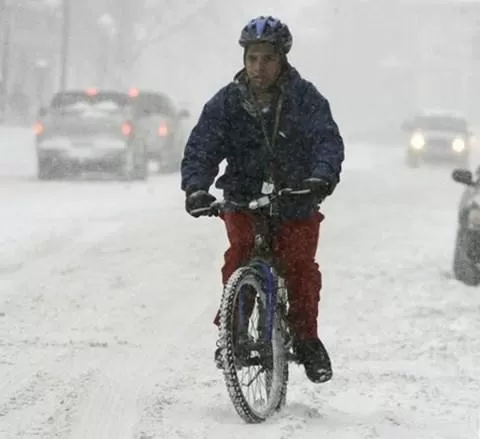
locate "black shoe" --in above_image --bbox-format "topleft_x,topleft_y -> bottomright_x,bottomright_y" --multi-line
294,338 -> 332,383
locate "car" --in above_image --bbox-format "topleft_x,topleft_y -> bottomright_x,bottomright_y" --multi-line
401,112 -> 473,168
130,90 -> 190,173
129,89 -> 190,173
35,89 -> 148,180
451,167 -> 480,286
34,88 -> 191,180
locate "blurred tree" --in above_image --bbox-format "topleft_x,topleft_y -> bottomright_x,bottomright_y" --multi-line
65,0 -> 229,88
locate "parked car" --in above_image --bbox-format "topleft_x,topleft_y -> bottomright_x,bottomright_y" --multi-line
35,89 -> 148,180
402,112 -> 473,168
451,167 -> 480,285
130,89 -> 190,173
34,88 -> 191,180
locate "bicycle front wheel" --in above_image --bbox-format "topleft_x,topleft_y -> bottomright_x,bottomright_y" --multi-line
218,265 -> 289,423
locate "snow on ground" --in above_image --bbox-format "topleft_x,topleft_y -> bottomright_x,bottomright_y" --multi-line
0,126 -> 479,438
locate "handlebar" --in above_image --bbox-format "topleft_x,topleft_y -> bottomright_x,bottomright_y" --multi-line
189,187 -> 313,217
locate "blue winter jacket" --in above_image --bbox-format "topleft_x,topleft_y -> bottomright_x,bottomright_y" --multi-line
181,66 -> 345,221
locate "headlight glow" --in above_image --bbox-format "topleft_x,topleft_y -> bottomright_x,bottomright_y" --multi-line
452,137 -> 465,152
410,132 -> 425,150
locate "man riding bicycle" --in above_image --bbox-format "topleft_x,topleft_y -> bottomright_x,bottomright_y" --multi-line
181,16 -> 345,383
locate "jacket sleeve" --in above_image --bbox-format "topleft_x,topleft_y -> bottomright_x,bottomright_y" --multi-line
302,82 -> 345,190
180,89 -> 228,194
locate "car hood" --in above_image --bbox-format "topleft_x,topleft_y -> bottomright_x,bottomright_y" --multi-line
414,129 -> 466,139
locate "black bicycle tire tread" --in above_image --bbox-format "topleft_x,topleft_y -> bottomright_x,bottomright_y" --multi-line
219,265 -> 288,423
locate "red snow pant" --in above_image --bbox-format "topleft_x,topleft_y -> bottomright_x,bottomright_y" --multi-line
214,210 -> 324,341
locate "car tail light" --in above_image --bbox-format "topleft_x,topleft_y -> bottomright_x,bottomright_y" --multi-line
158,122 -> 168,137
86,88 -> 98,96
128,88 -> 139,97
33,122 -> 44,135
121,122 -> 133,136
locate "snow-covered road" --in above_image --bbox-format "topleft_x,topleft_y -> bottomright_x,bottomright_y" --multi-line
0,126 -> 479,438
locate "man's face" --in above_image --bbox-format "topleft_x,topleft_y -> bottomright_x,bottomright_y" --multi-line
245,43 -> 282,91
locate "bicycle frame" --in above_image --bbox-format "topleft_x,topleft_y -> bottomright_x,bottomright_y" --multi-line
245,212 -> 282,345
218,188 -> 312,345
191,187 -> 312,347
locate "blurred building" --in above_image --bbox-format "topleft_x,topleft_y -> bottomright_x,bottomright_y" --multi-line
0,1 -> 61,122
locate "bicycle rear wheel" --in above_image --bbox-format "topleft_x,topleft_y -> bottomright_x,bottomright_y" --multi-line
218,264 -> 289,423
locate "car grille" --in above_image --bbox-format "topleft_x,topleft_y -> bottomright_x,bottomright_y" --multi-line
426,138 -> 452,149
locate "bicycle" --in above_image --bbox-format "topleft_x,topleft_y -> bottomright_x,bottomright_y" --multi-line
192,187 -> 316,423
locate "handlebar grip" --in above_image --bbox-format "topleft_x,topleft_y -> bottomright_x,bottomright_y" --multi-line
248,196 -> 270,210
189,207 -> 212,216
279,188 -> 312,196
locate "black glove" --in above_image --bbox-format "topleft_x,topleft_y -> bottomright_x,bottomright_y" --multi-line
185,190 -> 217,218
302,177 -> 333,199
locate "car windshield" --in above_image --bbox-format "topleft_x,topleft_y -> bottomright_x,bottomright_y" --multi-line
413,115 -> 467,132
50,92 -> 130,118
133,93 -> 174,117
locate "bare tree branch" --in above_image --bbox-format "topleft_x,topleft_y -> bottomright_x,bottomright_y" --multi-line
129,0 -> 215,62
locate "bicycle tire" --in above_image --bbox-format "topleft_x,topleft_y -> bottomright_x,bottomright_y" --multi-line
218,264 -> 289,423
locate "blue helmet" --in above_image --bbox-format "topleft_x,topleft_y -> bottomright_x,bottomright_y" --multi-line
239,16 -> 293,54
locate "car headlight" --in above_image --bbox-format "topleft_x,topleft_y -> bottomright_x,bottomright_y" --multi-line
410,132 -> 425,150
452,138 -> 465,152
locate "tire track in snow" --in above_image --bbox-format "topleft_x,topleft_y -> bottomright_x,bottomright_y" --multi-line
67,303 -> 216,439
0,220 -> 124,278
0,346 -> 98,438
49,213 -> 222,438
